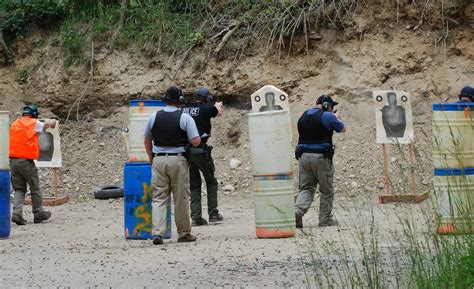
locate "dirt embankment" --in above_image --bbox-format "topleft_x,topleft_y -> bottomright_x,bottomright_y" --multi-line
0,3 -> 473,200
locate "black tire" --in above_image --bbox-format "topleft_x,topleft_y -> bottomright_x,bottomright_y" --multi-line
94,186 -> 124,199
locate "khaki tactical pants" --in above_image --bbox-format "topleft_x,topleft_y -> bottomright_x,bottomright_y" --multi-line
151,155 -> 191,238
10,158 -> 44,216
294,153 -> 335,223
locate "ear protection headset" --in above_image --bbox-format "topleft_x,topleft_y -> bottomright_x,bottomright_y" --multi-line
459,86 -> 474,101
320,95 -> 330,111
196,88 -> 214,103
204,94 -> 214,102
163,87 -> 185,104
197,94 -> 213,103
163,94 -> 185,103
22,104 -> 39,118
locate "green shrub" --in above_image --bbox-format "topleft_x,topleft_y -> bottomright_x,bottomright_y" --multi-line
1,0 -> 66,37
60,19 -> 85,67
16,65 -> 31,83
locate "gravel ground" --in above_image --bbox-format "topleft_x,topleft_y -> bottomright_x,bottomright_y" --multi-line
1,190 -> 430,288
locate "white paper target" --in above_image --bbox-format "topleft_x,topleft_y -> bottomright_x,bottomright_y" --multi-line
373,90 -> 414,144
35,120 -> 62,168
250,85 -> 289,113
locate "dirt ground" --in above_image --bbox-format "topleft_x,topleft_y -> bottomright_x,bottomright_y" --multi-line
1,188 -> 430,288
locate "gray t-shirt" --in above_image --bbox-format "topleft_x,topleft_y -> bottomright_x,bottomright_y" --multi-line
144,105 -> 199,153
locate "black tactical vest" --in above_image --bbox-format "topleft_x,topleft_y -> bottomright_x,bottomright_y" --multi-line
183,103 -> 213,137
151,110 -> 188,147
297,109 -> 333,145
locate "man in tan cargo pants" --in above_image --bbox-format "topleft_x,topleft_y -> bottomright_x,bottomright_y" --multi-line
144,86 -> 201,245
294,95 -> 346,228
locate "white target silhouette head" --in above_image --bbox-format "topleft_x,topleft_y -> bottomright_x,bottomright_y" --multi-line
251,85 -> 289,113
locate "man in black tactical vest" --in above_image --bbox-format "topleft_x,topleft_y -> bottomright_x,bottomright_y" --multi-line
294,95 -> 346,228
183,88 -> 224,226
144,86 -> 201,245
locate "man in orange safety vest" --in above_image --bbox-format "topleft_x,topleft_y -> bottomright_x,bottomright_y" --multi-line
9,104 -> 56,225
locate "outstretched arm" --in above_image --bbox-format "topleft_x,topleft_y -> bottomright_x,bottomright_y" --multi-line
214,101 -> 224,117
43,119 -> 57,130
332,111 -> 346,133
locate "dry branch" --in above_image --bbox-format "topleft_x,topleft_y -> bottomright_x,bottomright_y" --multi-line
107,0 -> 129,55
214,20 -> 242,54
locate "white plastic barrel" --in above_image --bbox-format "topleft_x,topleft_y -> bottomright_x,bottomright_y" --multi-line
254,174 -> 295,238
432,103 -> 474,168
433,168 -> 474,234
248,110 -> 293,175
0,112 -> 9,170
128,100 -> 165,162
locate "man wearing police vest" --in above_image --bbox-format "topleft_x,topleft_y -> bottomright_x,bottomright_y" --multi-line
183,88 -> 224,226
9,104 -> 56,225
144,86 -> 201,245
294,95 -> 346,228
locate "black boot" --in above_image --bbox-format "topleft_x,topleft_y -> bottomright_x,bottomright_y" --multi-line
33,211 -> 51,224
192,217 -> 208,226
209,214 -> 223,223
11,213 -> 27,226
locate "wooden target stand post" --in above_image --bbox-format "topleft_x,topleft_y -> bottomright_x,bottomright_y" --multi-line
379,143 -> 429,204
24,168 -> 69,206
24,121 -> 69,206
373,90 -> 429,204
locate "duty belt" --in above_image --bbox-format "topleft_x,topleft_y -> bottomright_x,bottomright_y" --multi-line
301,148 -> 329,154
154,153 -> 183,157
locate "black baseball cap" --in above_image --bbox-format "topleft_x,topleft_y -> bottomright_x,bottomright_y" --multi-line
316,95 -> 338,106
460,86 -> 474,99
196,87 -> 211,98
165,86 -> 183,99
196,87 -> 213,101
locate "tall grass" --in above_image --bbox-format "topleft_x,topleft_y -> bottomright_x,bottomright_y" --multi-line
299,107 -> 473,288
299,202 -> 473,288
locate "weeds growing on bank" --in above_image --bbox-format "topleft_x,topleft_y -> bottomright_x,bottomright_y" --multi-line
1,0 -> 470,66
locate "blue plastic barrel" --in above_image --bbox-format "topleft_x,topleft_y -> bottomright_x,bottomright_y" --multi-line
123,162 -> 171,239
0,170 -> 11,239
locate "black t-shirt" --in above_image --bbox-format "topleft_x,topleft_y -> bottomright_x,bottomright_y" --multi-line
183,103 -> 218,138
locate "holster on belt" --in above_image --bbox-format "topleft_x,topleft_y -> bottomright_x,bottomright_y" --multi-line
183,146 -> 191,162
294,146 -> 303,160
295,145 -> 335,161
325,145 -> 335,161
